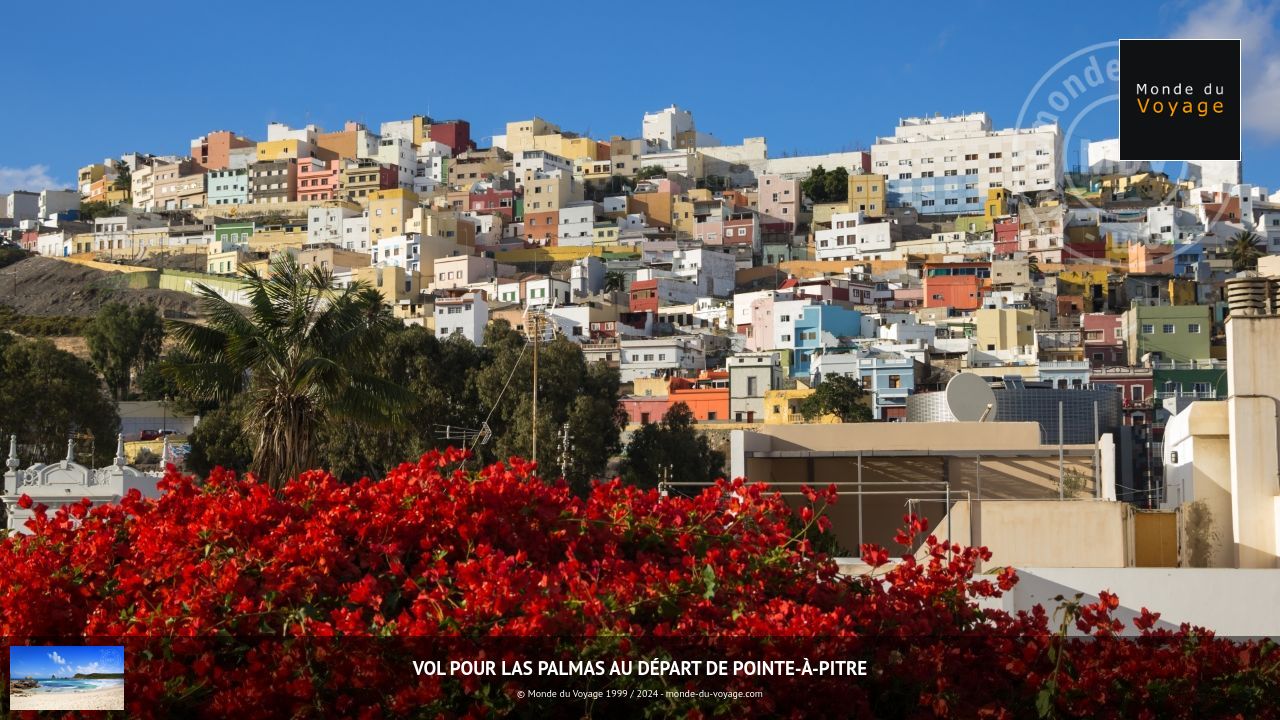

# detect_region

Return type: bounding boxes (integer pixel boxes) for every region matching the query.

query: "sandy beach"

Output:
[9,684,125,711]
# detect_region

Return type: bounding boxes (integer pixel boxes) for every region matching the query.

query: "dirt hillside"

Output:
[1,257,203,318]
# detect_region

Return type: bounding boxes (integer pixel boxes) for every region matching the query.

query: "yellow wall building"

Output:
[762,385,839,425]
[256,139,312,162]
[846,173,886,216]
[974,308,1041,352]
[984,188,1012,220]
[368,188,419,241]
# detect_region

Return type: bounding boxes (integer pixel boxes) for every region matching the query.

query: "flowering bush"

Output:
[1,449,1277,718]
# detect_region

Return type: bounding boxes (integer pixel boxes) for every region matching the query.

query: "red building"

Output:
[1082,313,1126,367]
[429,120,472,156]
[993,216,1019,255]
[470,188,516,220]
[629,279,659,313]
[922,262,989,311]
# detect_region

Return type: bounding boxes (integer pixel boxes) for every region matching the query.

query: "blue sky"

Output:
[2,0,1278,193]
[9,645,124,678]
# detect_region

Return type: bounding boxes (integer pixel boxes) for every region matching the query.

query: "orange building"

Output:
[1128,242,1176,274]
[191,130,255,170]
[922,261,989,310]
[524,210,559,245]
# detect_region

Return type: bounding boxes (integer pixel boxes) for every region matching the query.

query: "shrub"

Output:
[0,452,1276,718]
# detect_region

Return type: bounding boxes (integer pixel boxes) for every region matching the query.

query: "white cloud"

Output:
[48,651,65,665]
[0,164,66,194]
[1173,0,1280,139]
[74,661,111,675]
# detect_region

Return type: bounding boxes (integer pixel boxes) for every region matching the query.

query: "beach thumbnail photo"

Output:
[8,645,125,712]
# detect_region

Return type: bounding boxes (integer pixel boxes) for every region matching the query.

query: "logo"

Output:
[1120,39,1241,161]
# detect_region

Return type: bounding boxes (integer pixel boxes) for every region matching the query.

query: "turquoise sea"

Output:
[16,678,124,693]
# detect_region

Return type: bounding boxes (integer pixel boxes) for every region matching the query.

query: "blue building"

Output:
[885,173,983,214]
[792,304,863,377]
[810,350,918,420]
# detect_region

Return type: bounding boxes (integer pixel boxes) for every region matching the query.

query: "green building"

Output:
[1123,305,1211,365]
[213,221,255,248]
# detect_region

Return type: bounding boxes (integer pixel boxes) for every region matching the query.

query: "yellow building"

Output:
[763,384,840,425]
[1099,172,1174,202]
[368,188,419,241]
[593,223,620,245]
[504,118,562,156]
[78,163,109,196]
[256,139,312,162]
[974,308,1042,352]
[1056,267,1110,296]
[846,173,886,217]
[984,188,1012,220]
[354,264,424,306]
[248,223,308,254]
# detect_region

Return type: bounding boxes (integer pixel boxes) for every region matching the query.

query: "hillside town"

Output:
[3,104,1280,581]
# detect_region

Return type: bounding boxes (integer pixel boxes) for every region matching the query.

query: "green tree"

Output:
[165,254,409,488]
[0,333,119,465]
[319,326,485,481]
[184,399,254,476]
[797,374,873,423]
[603,271,626,294]
[77,201,119,223]
[85,302,165,400]
[471,320,624,493]
[801,165,850,204]
[112,160,132,192]
[635,165,668,181]
[620,402,724,490]
[1227,230,1265,271]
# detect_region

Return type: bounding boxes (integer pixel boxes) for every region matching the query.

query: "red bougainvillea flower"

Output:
[0,449,1275,719]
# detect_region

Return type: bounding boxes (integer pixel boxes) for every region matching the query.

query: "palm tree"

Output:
[165,254,409,488]
[1227,230,1265,272]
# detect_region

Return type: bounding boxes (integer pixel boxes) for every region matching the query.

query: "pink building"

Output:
[757,174,800,232]
[745,296,776,352]
[297,159,339,202]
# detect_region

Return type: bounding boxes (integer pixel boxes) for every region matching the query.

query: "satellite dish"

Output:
[945,373,997,422]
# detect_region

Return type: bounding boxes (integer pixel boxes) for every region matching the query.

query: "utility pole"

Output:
[530,309,540,467]
[559,422,571,479]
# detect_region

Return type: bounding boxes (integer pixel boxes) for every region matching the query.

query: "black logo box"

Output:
[1119,39,1241,161]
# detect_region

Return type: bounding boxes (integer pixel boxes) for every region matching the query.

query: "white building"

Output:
[341,212,371,253]
[4,191,38,222]
[871,113,1061,215]
[671,247,736,298]
[814,215,899,261]
[308,204,361,246]
[619,335,707,382]
[1,436,161,534]
[432,254,498,291]
[557,202,597,246]
[374,234,423,272]
[1085,139,1149,176]
[728,351,783,422]
[38,189,79,219]
[642,105,697,151]
[434,292,489,344]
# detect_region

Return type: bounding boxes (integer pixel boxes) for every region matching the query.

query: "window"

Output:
[1162,324,1175,334]
[944,198,958,205]
[989,167,1002,174]
[1114,327,1123,339]
[988,152,1002,159]
[1194,382,1211,395]
[898,173,911,180]
[964,154,978,161]
[706,412,717,421]
[1141,324,1154,334]
[944,169,957,176]
[965,168,978,175]
[888,374,901,388]
[920,171,934,178]
[1188,323,1202,333]
[1132,386,1144,402]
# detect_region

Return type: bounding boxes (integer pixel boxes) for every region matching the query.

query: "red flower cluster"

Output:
[0,450,1276,719]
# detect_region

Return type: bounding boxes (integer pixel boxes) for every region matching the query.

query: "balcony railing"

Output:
[1151,359,1225,370]
[1153,389,1218,400]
